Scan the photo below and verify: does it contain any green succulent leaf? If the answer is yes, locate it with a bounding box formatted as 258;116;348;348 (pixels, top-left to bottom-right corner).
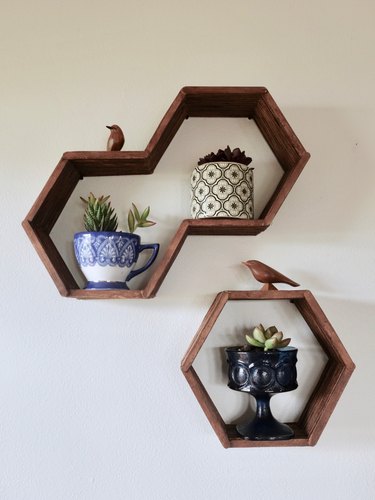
132;203;141;221
128;209;135;233
264;337;277;351
253;326;266;344
279;338;291;347
138;220;156;228
271;331;283;342
101;195;110;204
265;326;278;339
245;335;264;348
141;206;150;220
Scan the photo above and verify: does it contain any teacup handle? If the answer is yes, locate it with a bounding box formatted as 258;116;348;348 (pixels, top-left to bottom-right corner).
126;243;160;283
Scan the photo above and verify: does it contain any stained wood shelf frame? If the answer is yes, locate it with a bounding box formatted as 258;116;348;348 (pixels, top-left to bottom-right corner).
22;87;310;299
181;288;355;448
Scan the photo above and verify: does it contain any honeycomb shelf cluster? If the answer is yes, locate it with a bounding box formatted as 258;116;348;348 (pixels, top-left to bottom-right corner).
23;86;310;299
23;86;354;447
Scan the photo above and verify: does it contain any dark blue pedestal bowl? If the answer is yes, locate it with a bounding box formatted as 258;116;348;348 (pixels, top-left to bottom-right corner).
225;346;298;441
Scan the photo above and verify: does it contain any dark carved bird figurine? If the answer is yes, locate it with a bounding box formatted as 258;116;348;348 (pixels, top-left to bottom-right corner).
106;124;125;151
242;260;299;288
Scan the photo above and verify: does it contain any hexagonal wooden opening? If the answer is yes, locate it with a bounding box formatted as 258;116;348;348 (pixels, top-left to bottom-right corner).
181;288;355;448
22;87;310;298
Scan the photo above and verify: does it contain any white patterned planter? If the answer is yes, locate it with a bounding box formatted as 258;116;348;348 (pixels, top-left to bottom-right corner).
191;162;254;219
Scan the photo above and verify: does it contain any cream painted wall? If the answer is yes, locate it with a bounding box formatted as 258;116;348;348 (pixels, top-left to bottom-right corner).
1;1;375;499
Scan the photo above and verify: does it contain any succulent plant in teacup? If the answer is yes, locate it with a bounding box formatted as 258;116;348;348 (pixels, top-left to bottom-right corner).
74;193;159;290
80;192;155;233
80;193;119;232
245;324;291;351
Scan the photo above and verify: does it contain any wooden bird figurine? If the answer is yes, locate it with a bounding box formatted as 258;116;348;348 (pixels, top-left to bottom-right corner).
242;260;299;289
106;124;125;151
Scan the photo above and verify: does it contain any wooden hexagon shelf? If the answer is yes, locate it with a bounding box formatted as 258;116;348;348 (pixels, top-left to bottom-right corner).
181;286;355;448
22;87;310;298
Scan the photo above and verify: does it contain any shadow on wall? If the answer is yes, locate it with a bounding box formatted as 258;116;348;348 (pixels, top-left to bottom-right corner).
276;106;374;241
312;295;374;447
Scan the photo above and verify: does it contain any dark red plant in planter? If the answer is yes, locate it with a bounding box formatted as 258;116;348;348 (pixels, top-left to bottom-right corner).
198;146;252;166
191;146;254;219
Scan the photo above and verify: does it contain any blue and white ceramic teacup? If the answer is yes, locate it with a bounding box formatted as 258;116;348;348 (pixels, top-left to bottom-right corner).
73;231;159;289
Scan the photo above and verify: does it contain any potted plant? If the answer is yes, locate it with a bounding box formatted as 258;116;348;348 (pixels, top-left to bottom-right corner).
73;193;159;290
190;146;254;219
225;324;298;441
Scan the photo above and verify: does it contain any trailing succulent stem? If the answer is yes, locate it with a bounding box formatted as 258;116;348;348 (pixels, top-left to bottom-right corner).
127;203;155;233
245;324;291;351
81;193;118;232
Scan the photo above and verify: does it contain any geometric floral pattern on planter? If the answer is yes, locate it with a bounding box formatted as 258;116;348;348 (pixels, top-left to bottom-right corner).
191;162;254;219
181;284;355;448
22;86;310;299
